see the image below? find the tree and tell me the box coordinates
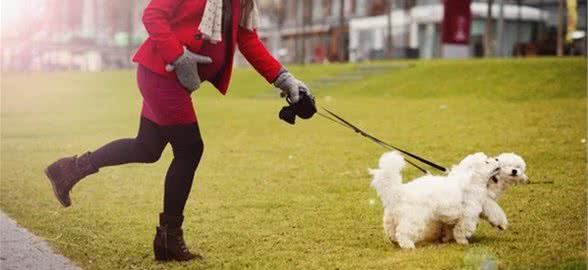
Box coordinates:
[557,0,564,56]
[386,0,393,58]
[127,0,136,61]
[485,0,494,57]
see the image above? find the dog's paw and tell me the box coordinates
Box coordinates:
[388,236,397,244]
[398,240,416,250]
[491,220,508,230]
[399,244,415,250]
[463,230,475,239]
[455,238,469,245]
[486,211,508,229]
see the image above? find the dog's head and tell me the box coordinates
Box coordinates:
[485,153,527,200]
[454,152,501,185]
[493,153,528,185]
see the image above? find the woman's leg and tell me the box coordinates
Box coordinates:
[89,117,168,168]
[45,116,168,207]
[153,122,204,262]
[161,122,204,216]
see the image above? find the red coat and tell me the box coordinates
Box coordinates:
[132,0,283,95]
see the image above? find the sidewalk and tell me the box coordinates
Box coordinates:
[0,211,80,270]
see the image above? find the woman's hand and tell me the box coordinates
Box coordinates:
[166,48,213,93]
[273,70,311,103]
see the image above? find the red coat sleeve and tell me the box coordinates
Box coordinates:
[142,0,184,64]
[237,27,283,83]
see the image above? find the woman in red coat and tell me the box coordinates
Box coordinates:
[45,0,309,262]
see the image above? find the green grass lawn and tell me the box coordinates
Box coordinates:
[1,57,586,269]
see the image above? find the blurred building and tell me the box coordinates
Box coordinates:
[256,0,587,63]
[349,2,548,61]
[1,0,585,72]
[1,0,150,72]
[256,0,396,64]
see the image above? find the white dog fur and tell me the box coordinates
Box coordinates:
[440,152,528,243]
[370,151,527,249]
[479,153,528,230]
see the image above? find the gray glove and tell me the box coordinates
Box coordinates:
[273,70,310,103]
[166,48,212,93]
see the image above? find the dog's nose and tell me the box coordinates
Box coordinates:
[511,169,518,176]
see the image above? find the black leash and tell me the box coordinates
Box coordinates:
[528,181,554,185]
[316,111,430,174]
[317,107,448,174]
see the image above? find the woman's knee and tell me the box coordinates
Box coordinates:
[173,138,204,162]
[165,123,204,163]
[136,140,164,163]
[144,149,163,163]
[135,118,167,163]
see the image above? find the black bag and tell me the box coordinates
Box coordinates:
[279,89,317,125]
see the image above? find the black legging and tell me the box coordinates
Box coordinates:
[89,117,204,216]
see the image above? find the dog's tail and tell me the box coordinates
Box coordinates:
[369,151,405,208]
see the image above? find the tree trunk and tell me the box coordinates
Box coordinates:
[516,0,522,56]
[386,0,393,58]
[338,0,346,61]
[484,0,494,57]
[496,0,504,56]
[301,0,314,64]
[127,0,135,64]
[557,0,564,56]
[538,0,545,40]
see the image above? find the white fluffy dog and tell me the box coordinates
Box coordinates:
[370,151,528,249]
[439,152,528,243]
[479,153,528,230]
[370,151,500,249]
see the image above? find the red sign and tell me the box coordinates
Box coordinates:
[441,0,472,45]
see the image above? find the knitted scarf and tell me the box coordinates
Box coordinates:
[198,0,259,43]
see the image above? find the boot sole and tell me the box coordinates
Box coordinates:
[44,168,71,208]
[154,254,200,262]
[154,246,171,261]
[154,245,202,262]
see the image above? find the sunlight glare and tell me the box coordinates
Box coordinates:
[1,0,27,29]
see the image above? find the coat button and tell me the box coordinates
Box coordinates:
[194,33,203,40]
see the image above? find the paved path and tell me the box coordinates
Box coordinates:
[0,211,81,270]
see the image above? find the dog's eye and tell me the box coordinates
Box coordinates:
[492,176,498,183]
[495,158,499,161]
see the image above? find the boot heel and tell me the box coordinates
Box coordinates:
[154,245,170,261]
[155,214,200,261]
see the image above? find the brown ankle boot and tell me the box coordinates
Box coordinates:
[44,152,98,207]
[153,213,202,261]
